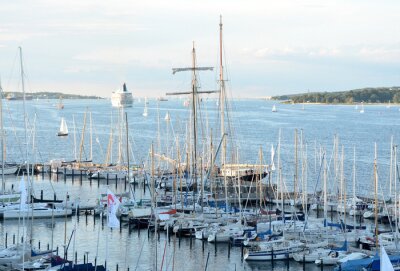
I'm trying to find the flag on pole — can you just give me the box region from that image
[107,189,120,228]
[19,176,27,209]
[270,144,276,171]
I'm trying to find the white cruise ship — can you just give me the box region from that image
[111,83,133,107]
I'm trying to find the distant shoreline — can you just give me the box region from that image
[279,101,399,106]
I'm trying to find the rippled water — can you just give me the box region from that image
[1,99,399,270]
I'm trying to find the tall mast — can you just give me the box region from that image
[0,79,4,191]
[125,113,130,182]
[73,115,77,161]
[374,143,378,249]
[353,147,356,230]
[219,15,226,167]
[166,43,215,195]
[294,129,298,204]
[323,150,327,220]
[20,47,29,176]
[90,112,93,161]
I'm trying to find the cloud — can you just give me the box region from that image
[358,46,400,63]
[245,44,400,66]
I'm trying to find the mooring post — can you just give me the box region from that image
[202,232,205,252]
[189,229,192,249]
[286,253,289,270]
[214,235,217,255]
[271,247,274,267]
[241,243,244,261]
[179,226,182,248]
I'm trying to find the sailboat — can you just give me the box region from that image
[272,104,277,112]
[164,111,170,121]
[359,102,365,113]
[142,101,148,117]
[58,117,68,136]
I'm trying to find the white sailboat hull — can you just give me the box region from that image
[3,205,72,219]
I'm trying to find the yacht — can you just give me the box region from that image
[111,83,133,107]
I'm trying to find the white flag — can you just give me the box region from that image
[19,176,27,209]
[270,144,276,171]
[107,189,120,228]
[381,245,394,271]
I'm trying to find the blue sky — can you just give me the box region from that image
[0,0,399,98]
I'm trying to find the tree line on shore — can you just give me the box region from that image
[273,87,400,104]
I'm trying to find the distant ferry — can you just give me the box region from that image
[157,96,168,102]
[111,83,133,107]
[6,93,33,100]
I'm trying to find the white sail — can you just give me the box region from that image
[58,117,68,136]
[164,111,170,121]
[142,98,148,117]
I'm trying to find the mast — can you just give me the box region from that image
[219,15,226,168]
[394,144,398,247]
[90,112,93,161]
[294,129,298,204]
[125,113,130,182]
[191,43,198,195]
[78,111,87,165]
[323,150,327,220]
[151,143,157,271]
[166,43,215,205]
[19,46,28,270]
[374,143,378,249]
[73,115,77,161]
[258,147,263,210]
[341,146,346,233]
[0,80,4,191]
[353,146,356,231]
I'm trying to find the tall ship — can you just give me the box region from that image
[111,83,133,107]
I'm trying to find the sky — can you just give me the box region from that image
[0,0,399,98]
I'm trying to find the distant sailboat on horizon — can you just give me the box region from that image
[57,117,68,136]
[360,102,365,113]
[164,111,170,121]
[142,99,148,117]
[272,104,277,112]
